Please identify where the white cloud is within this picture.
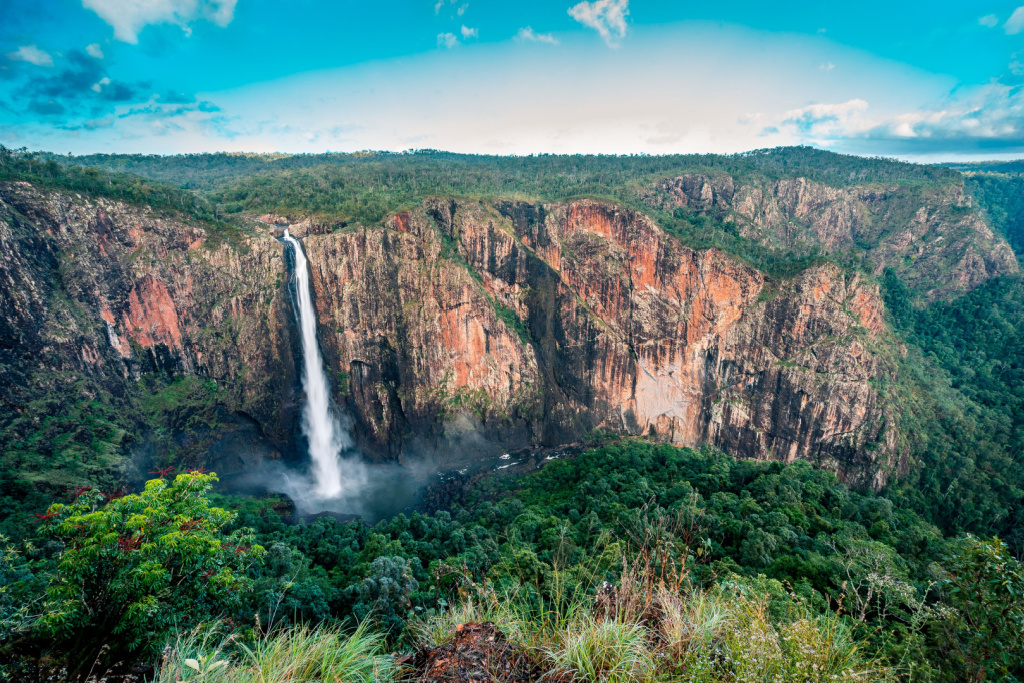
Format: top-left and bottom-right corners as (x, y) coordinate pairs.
(768, 82), (1024, 156)
(979, 14), (999, 28)
(437, 32), (459, 49)
(819, 62), (835, 72)
(6, 45), (54, 67)
(91, 77), (112, 93)
(516, 26), (559, 45)
(568, 0), (628, 46)
(460, 25), (478, 39)
(81, 0), (238, 43)
(873, 83), (1024, 142)
(86, 43), (105, 59)
(1005, 7), (1024, 34)
(1011, 51), (1024, 76)
(782, 99), (871, 138)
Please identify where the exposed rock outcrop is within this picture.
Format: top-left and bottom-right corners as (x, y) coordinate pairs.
(0, 182), (295, 482)
(643, 174), (1018, 300)
(447, 200), (897, 486)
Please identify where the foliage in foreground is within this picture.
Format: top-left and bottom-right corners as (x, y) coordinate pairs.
(4, 473), (263, 679)
(1, 445), (1022, 680)
(154, 573), (894, 683)
(153, 623), (395, 683)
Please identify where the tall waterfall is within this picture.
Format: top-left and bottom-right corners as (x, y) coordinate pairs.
(282, 229), (346, 499)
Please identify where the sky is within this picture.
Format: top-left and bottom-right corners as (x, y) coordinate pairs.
(1, 1), (1023, 160)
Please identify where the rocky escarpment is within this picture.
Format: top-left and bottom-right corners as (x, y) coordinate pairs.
(0, 181), (294, 483)
(257, 199), (896, 486)
(443, 200), (896, 486)
(297, 213), (541, 463)
(643, 174), (1018, 300)
(6, 175), (1013, 489)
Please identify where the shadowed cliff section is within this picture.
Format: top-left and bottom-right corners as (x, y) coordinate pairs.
(0, 181), (296, 489)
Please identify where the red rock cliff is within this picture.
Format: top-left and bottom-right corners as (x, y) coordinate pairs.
(0, 182), (942, 487)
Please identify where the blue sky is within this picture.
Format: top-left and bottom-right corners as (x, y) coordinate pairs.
(1, 0), (1023, 159)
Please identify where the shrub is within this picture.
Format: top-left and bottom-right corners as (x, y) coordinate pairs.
(34, 473), (264, 678)
(547, 615), (655, 683)
(939, 536), (1024, 681)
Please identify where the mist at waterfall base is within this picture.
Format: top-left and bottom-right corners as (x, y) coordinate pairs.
(226, 230), (518, 522)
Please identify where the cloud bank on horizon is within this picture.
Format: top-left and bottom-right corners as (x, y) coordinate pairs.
(0, 0), (1022, 160)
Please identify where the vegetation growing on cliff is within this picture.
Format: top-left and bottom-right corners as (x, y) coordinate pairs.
(964, 171), (1024, 255)
(0, 145), (248, 246)
(883, 271), (1024, 553)
(2, 145), (961, 281)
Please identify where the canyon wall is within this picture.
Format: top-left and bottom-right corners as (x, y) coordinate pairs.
(0, 181), (294, 482)
(1, 174), (1014, 489)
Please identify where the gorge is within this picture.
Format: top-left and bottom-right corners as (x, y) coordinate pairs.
(3, 149), (1024, 680)
(0, 151), (1017, 502)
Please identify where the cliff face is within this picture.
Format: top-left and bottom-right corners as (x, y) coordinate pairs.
(297, 214), (541, 463)
(253, 198), (896, 486)
(2, 176), (1010, 489)
(643, 175), (1018, 301)
(0, 182), (294, 482)
(445, 200), (895, 486)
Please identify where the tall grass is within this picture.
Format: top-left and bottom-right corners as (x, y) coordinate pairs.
(547, 614), (655, 683)
(408, 565), (895, 683)
(154, 565), (892, 683)
(153, 623), (398, 683)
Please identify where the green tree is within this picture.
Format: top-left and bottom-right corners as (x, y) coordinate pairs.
(0, 535), (39, 680)
(350, 555), (421, 636)
(940, 536), (1024, 682)
(35, 473), (264, 678)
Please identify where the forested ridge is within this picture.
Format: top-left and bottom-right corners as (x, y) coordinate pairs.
(1, 147), (1023, 681)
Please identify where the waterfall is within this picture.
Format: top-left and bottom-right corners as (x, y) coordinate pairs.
(282, 229), (346, 499)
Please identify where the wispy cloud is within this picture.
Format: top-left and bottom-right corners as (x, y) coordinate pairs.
(819, 62), (835, 72)
(874, 83), (1024, 146)
(782, 99), (870, 137)
(118, 95), (221, 120)
(778, 84), (1024, 154)
(85, 43), (105, 59)
(6, 45), (54, 67)
(568, 0), (628, 47)
(81, 0), (238, 44)
(437, 32), (459, 49)
(434, 0), (468, 16)
(1005, 7), (1024, 35)
(460, 25), (478, 39)
(515, 27), (559, 45)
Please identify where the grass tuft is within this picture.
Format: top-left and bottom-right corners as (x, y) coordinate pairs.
(154, 622), (397, 683)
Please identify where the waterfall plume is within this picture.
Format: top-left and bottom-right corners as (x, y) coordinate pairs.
(280, 229), (363, 506)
